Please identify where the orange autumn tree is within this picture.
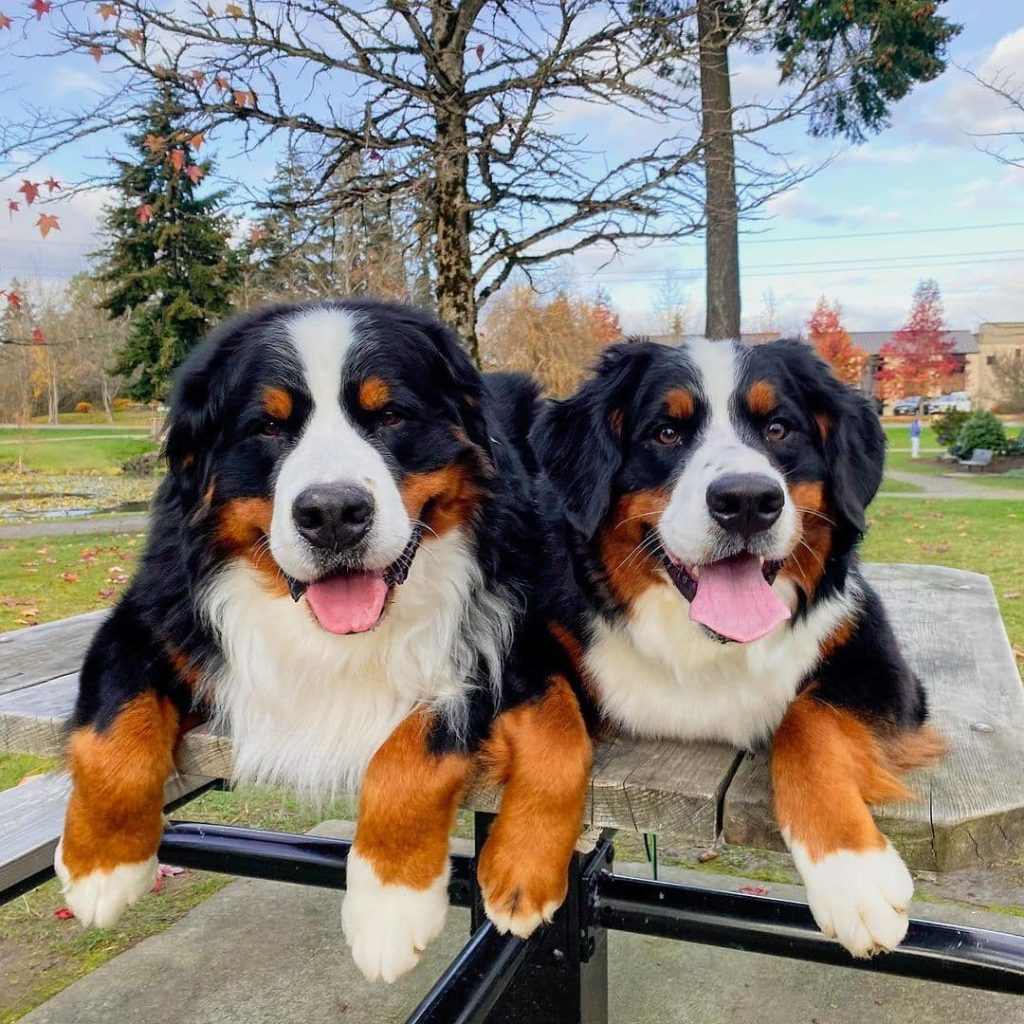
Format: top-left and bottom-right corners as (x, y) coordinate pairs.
(876, 279), (959, 402)
(480, 285), (622, 396)
(807, 297), (867, 387)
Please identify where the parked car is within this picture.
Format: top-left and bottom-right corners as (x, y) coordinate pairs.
(893, 395), (922, 415)
(924, 391), (971, 415)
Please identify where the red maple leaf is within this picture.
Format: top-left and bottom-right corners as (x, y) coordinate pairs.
(44, 177), (60, 192)
(7, 292), (21, 310)
(169, 148), (185, 171)
(190, 131), (205, 150)
(191, 70), (206, 87)
(31, 326), (46, 344)
(29, 0), (51, 19)
(55, 907), (75, 920)
(185, 164), (205, 184)
(135, 203), (154, 224)
(214, 75), (230, 93)
(18, 179), (40, 204)
(36, 213), (60, 237)
(124, 27), (142, 44)
(475, 42), (484, 64)
(249, 226), (267, 244)
(97, 2), (118, 19)
(232, 89), (248, 106)
(0, 13), (12, 29)
(144, 133), (165, 154)
(7, 199), (19, 215)
(90, 44), (103, 62)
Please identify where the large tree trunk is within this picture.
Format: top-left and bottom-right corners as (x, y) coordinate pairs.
(698, 0), (740, 340)
(431, 4), (479, 364)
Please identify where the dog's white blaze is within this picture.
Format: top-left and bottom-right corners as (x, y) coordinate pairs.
(658, 339), (797, 565)
(585, 576), (858, 748)
(201, 528), (512, 797)
(269, 306), (411, 581)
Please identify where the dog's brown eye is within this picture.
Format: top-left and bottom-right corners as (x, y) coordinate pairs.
(765, 419), (789, 442)
(379, 409), (403, 428)
(261, 419), (282, 437)
(656, 425), (680, 446)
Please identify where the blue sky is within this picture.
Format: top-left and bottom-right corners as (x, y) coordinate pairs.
(1, 0), (1021, 336)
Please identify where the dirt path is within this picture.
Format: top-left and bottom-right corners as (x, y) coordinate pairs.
(0, 514), (149, 539)
(884, 469), (1023, 500)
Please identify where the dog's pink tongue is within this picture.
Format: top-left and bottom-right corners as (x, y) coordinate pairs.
(688, 554), (791, 643)
(305, 572), (388, 635)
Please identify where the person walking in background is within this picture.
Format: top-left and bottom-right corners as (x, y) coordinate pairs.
(910, 415), (922, 460)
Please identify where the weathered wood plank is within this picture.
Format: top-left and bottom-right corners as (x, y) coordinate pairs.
(723, 564), (1024, 871)
(0, 611), (105, 695)
(0, 672), (77, 758)
(0, 771), (211, 896)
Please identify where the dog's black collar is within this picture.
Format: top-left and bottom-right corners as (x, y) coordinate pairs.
(284, 523), (426, 602)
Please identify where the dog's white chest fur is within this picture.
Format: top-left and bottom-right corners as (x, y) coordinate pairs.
(584, 580), (854, 749)
(200, 530), (509, 797)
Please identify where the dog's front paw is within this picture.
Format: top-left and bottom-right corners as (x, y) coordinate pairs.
(54, 839), (158, 928)
(341, 847), (449, 983)
(791, 838), (913, 957)
(477, 840), (567, 939)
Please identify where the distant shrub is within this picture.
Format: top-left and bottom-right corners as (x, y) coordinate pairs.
(113, 397), (134, 411)
(121, 451), (161, 477)
(74, 401), (93, 414)
(954, 411), (1006, 459)
(932, 409), (969, 450)
(1002, 430), (1024, 457)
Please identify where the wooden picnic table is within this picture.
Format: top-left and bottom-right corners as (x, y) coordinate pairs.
(2, 563), (1023, 891)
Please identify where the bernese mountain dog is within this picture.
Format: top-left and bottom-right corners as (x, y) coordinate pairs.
(54, 300), (592, 983)
(531, 337), (944, 959)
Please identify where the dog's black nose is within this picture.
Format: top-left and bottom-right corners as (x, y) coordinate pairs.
(293, 483), (374, 550)
(706, 473), (785, 538)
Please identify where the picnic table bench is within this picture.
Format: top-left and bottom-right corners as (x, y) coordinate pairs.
(2, 563), (1024, 1022)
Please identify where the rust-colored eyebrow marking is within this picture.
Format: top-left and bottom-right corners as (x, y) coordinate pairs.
(359, 376), (391, 412)
(262, 387), (293, 420)
(746, 380), (777, 416)
(665, 388), (695, 420)
(609, 409), (624, 435)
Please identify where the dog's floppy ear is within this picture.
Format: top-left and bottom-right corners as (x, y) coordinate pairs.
(164, 307), (279, 511)
(778, 339), (885, 553)
(531, 343), (645, 538)
(409, 308), (492, 458)
(824, 385), (886, 552)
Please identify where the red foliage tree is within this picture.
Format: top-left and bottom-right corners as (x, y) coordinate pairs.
(876, 279), (959, 400)
(806, 296), (867, 386)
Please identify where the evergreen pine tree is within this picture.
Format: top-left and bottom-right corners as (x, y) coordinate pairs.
(97, 85), (239, 401)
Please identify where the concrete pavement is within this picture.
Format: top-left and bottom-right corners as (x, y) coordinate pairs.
(17, 822), (1024, 1024)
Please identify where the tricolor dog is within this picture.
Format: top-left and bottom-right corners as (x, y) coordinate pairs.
(531, 337), (943, 958)
(55, 301), (592, 982)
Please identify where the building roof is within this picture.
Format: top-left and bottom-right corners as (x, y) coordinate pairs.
(645, 330), (979, 355)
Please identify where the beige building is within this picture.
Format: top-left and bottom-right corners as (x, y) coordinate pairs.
(967, 322), (1024, 411)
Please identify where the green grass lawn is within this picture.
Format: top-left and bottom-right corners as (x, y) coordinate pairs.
(877, 477), (925, 494)
(0, 533), (144, 631)
(863, 498), (1024, 654)
(0, 433), (155, 476)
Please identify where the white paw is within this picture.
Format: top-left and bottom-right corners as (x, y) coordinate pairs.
(341, 847), (449, 983)
(484, 896), (561, 939)
(54, 840), (158, 929)
(789, 837), (913, 958)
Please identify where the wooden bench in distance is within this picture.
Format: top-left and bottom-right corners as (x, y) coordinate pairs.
(0, 565), (1021, 873)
